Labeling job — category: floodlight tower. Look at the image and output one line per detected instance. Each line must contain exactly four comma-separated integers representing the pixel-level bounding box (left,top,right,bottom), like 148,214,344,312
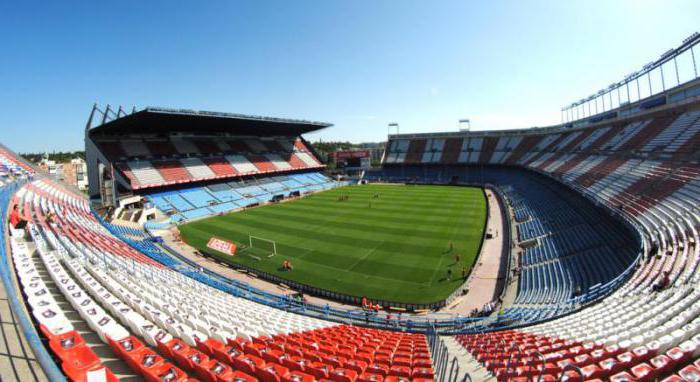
388,122,399,136
458,118,471,131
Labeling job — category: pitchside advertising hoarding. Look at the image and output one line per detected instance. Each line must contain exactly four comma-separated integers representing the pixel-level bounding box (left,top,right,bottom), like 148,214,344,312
207,237,237,256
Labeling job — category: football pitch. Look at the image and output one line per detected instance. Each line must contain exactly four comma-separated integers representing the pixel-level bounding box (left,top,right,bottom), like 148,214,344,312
178,184,487,304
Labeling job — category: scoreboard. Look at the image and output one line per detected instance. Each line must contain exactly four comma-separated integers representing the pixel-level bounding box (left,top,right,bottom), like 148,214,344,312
333,150,371,169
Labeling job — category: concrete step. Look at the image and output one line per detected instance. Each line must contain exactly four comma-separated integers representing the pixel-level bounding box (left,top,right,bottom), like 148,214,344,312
29,246,144,381
441,336,496,382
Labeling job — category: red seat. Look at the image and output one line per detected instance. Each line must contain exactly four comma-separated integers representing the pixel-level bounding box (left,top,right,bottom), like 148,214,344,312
195,359,234,382
660,375,684,382
229,338,251,351
257,363,291,382
632,346,654,363
388,365,411,379
411,367,434,379
392,357,411,368
412,358,432,368
667,346,692,366
60,345,102,376
358,372,384,382
678,365,700,382
234,354,266,376
214,345,243,364
631,362,657,382
264,350,290,365
229,370,258,382
128,348,166,375
308,362,334,380
650,354,674,376
617,351,637,369
49,331,88,361
171,344,201,372
282,356,310,372
283,370,315,382
198,338,226,357
343,359,367,375
374,355,391,366
355,352,374,364
330,367,358,382
383,376,411,382
160,338,187,359
366,363,389,377
330,355,351,368
144,364,189,382
108,336,144,360
599,357,622,376
246,342,269,358
581,364,604,380
610,371,638,382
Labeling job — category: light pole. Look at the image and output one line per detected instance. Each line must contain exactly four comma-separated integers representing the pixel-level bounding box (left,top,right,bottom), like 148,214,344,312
388,122,399,136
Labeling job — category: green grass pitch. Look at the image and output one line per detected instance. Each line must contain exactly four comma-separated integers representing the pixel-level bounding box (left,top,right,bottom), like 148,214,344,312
178,184,487,304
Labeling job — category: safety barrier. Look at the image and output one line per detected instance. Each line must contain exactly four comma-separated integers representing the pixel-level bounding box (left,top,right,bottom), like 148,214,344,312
89,177,641,333
0,181,66,381
428,332,472,382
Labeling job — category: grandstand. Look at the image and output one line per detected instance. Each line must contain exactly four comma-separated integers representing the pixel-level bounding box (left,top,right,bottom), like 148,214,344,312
84,107,336,224
361,59,700,379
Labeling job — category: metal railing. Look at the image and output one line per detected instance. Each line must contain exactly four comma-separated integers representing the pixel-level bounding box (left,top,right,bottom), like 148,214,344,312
0,181,67,381
428,332,472,382
558,364,583,382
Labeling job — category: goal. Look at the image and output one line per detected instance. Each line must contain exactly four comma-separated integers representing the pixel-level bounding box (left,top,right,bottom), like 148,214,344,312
249,235,277,256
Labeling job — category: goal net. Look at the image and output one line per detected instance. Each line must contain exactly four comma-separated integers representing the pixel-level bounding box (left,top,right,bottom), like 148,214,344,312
248,235,277,256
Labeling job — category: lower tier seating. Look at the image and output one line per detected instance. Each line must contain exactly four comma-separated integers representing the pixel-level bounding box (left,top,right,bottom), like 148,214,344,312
8,176,436,381
148,171,341,223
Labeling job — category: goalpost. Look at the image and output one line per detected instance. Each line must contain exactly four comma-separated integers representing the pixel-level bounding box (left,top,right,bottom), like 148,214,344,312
248,235,278,256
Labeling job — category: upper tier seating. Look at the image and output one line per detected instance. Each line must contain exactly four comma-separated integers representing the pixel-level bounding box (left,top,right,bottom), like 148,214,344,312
99,136,324,190
0,147,34,175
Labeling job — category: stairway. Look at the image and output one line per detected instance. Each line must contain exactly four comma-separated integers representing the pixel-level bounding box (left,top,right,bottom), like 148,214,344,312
26,242,143,381
441,336,496,381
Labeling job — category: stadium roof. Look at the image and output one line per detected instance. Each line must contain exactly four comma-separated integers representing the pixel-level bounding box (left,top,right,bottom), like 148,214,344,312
88,107,332,136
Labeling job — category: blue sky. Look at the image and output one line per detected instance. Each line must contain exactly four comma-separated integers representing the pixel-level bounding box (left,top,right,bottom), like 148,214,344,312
1,0,698,152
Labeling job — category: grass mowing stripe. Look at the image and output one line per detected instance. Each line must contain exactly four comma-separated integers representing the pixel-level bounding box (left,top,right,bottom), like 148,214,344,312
179,184,486,304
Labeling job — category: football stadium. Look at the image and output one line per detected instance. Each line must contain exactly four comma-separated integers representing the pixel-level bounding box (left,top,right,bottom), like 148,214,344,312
2,4,700,382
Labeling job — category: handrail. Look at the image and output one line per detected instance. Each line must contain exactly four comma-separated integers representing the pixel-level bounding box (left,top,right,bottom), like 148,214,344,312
0,181,67,381
529,351,546,382
558,364,584,382
448,358,459,382
504,341,523,382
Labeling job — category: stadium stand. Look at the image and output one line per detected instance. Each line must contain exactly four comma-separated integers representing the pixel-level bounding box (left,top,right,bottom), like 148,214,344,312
2,168,437,381
3,50,700,379
147,172,339,222
98,136,324,190
368,99,700,379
